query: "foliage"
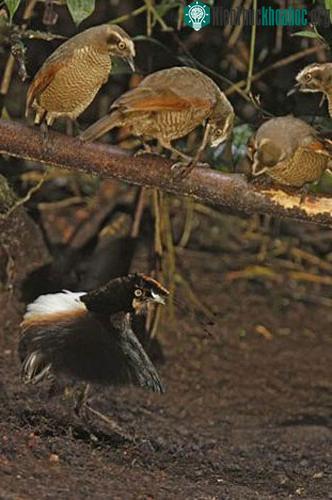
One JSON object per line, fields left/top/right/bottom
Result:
{"left": 66, "top": 0, "right": 96, "bottom": 25}
{"left": 325, "top": 0, "right": 332, "bottom": 21}
{"left": 4, "top": 0, "right": 20, "bottom": 23}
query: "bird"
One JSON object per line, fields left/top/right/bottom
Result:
{"left": 288, "top": 63, "right": 332, "bottom": 118}
{"left": 18, "top": 274, "right": 169, "bottom": 433}
{"left": 247, "top": 116, "right": 332, "bottom": 188}
{"left": 80, "top": 66, "right": 235, "bottom": 175}
{"left": 26, "top": 24, "right": 135, "bottom": 127}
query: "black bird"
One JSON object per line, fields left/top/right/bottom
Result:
{"left": 18, "top": 274, "right": 169, "bottom": 433}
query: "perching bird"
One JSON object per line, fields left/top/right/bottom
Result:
{"left": 80, "top": 66, "right": 234, "bottom": 174}
{"left": 289, "top": 63, "right": 332, "bottom": 118}
{"left": 18, "top": 274, "right": 169, "bottom": 428}
{"left": 26, "top": 24, "right": 135, "bottom": 127}
{"left": 247, "top": 116, "right": 332, "bottom": 188}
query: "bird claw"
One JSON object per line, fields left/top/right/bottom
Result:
{"left": 134, "top": 144, "right": 153, "bottom": 156}
{"left": 171, "top": 160, "right": 209, "bottom": 179}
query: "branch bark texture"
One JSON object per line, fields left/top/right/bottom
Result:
{"left": 1, "top": 119, "right": 332, "bottom": 227}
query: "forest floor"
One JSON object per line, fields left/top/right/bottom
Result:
{"left": 0, "top": 249, "right": 331, "bottom": 500}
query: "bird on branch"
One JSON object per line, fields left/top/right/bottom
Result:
{"left": 80, "top": 66, "right": 235, "bottom": 177}
{"left": 288, "top": 62, "right": 332, "bottom": 118}
{"left": 26, "top": 24, "right": 135, "bottom": 129}
{"left": 247, "top": 116, "right": 332, "bottom": 189}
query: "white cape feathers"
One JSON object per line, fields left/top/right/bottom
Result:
{"left": 21, "top": 291, "right": 86, "bottom": 384}
{"left": 24, "top": 290, "right": 87, "bottom": 321}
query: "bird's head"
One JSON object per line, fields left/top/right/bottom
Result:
{"left": 248, "top": 136, "right": 285, "bottom": 177}
{"left": 81, "top": 273, "right": 169, "bottom": 316}
{"left": 104, "top": 24, "right": 135, "bottom": 71}
{"left": 288, "top": 63, "right": 332, "bottom": 96}
{"left": 209, "top": 102, "right": 234, "bottom": 148}
{"left": 131, "top": 274, "right": 169, "bottom": 314}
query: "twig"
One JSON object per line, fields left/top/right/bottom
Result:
{"left": 178, "top": 198, "right": 194, "bottom": 248}
{"left": 108, "top": 5, "right": 147, "bottom": 25}
{"left": 288, "top": 271, "right": 332, "bottom": 286}
{"left": 0, "top": 0, "right": 38, "bottom": 95}
{"left": 245, "top": 0, "right": 257, "bottom": 93}
{"left": 1, "top": 168, "right": 47, "bottom": 219}
{"left": 228, "top": 0, "right": 252, "bottom": 48}
{"left": 131, "top": 187, "right": 146, "bottom": 238}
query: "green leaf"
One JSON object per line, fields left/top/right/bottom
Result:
{"left": 4, "top": 0, "right": 21, "bottom": 23}
{"left": 325, "top": 0, "right": 332, "bottom": 7}
{"left": 325, "top": 0, "right": 332, "bottom": 22}
{"left": 292, "top": 30, "right": 324, "bottom": 41}
{"left": 67, "top": 0, "right": 95, "bottom": 26}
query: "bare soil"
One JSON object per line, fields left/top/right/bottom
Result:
{"left": 0, "top": 251, "right": 331, "bottom": 500}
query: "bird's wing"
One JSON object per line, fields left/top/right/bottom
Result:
{"left": 111, "top": 67, "right": 218, "bottom": 113}
{"left": 112, "top": 85, "right": 213, "bottom": 113}
{"left": 303, "top": 139, "right": 332, "bottom": 157}
{"left": 26, "top": 56, "right": 73, "bottom": 113}
{"left": 111, "top": 315, "right": 164, "bottom": 393}
{"left": 26, "top": 38, "right": 86, "bottom": 113}
{"left": 19, "top": 311, "right": 164, "bottom": 393}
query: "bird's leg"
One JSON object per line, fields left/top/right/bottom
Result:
{"left": 169, "top": 147, "right": 193, "bottom": 162}
{"left": 66, "top": 118, "right": 81, "bottom": 137}
{"left": 74, "top": 383, "right": 90, "bottom": 417}
{"left": 170, "top": 124, "right": 211, "bottom": 179}
{"left": 299, "top": 183, "right": 311, "bottom": 204}
{"left": 40, "top": 121, "right": 49, "bottom": 145}
{"left": 159, "top": 139, "right": 192, "bottom": 162}
{"left": 134, "top": 141, "right": 153, "bottom": 156}
{"left": 84, "top": 404, "right": 134, "bottom": 442}
{"left": 47, "top": 377, "right": 63, "bottom": 400}
{"left": 74, "top": 383, "right": 134, "bottom": 441}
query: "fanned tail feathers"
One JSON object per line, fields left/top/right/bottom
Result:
{"left": 21, "top": 350, "right": 52, "bottom": 384}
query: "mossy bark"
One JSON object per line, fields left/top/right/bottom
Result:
{"left": 0, "top": 174, "right": 17, "bottom": 215}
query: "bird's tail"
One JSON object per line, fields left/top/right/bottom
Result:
{"left": 19, "top": 335, "right": 52, "bottom": 385}
{"left": 79, "top": 110, "right": 123, "bottom": 143}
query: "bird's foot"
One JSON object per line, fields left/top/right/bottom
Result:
{"left": 73, "top": 383, "right": 89, "bottom": 417}
{"left": 299, "top": 184, "right": 311, "bottom": 204}
{"left": 134, "top": 144, "right": 154, "bottom": 156}
{"left": 171, "top": 160, "right": 209, "bottom": 179}
{"left": 85, "top": 404, "right": 135, "bottom": 442}
{"left": 39, "top": 122, "right": 53, "bottom": 154}
{"left": 40, "top": 122, "right": 49, "bottom": 144}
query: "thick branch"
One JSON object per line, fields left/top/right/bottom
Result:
{"left": 0, "top": 119, "right": 332, "bottom": 226}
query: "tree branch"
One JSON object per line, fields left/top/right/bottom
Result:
{"left": 0, "top": 119, "right": 332, "bottom": 227}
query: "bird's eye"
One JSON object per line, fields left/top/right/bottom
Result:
{"left": 134, "top": 289, "right": 143, "bottom": 297}
{"left": 118, "top": 41, "right": 126, "bottom": 50}
{"left": 305, "top": 73, "right": 312, "bottom": 82}
{"left": 216, "top": 128, "right": 223, "bottom": 135}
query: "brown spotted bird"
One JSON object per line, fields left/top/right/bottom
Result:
{"left": 289, "top": 63, "right": 332, "bottom": 118}
{"left": 26, "top": 24, "right": 135, "bottom": 127}
{"left": 248, "top": 116, "right": 332, "bottom": 188}
{"left": 80, "top": 66, "right": 234, "bottom": 174}
{"left": 18, "top": 274, "right": 168, "bottom": 425}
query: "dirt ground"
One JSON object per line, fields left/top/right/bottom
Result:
{"left": 0, "top": 249, "right": 331, "bottom": 500}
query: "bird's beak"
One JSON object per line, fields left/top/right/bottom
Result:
{"left": 151, "top": 290, "right": 166, "bottom": 305}
{"left": 287, "top": 83, "right": 300, "bottom": 96}
{"left": 126, "top": 56, "right": 135, "bottom": 72}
